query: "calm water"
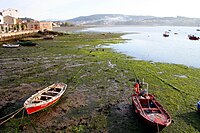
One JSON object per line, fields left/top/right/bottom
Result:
{"left": 82, "top": 26, "right": 200, "bottom": 68}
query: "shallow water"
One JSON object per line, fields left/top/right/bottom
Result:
{"left": 82, "top": 26, "right": 200, "bottom": 68}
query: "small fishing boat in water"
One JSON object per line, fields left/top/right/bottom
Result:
{"left": 132, "top": 82, "right": 171, "bottom": 132}
{"left": 163, "top": 32, "right": 169, "bottom": 37}
{"left": 2, "top": 43, "right": 20, "bottom": 48}
{"left": 188, "top": 35, "right": 199, "bottom": 40}
{"left": 24, "top": 83, "right": 67, "bottom": 114}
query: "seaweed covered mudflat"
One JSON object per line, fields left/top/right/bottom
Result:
{"left": 0, "top": 33, "right": 200, "bottom": 133}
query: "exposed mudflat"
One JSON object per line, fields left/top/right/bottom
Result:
{"left": 0, "top": 33, "right": 200, "bottom": 133}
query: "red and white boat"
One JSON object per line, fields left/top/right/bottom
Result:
{"left": 2, "top": 43, "right": 20, "bottom": 48}
{"left": 132, "top": 82, "right": 171, "bottom": 132}
{"left": 24, "top": 83, "right": 67, "bottom": 114}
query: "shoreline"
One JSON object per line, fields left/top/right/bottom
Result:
{"left": 53, "top": 25, "right": 95, "bottom": 32}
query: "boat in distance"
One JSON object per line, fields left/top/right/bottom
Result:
{"left": 188, "top": 35, "right": 199, "bottom": 40}
{"left": 163, "top": 31, "right": 169, "bottom": 37}
{"left": 2, "top": 43, "right": 20, "bottom": 48}
{"left": 24, "top": 83, "right": 67, "bottom": 114}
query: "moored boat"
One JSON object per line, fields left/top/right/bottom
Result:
{"left": 17, "top": 40, "right": 38, "bottom": 46}
{"left": 188, "top": 35, "right": 199, "bottom": 40}
{"left": 132, "top": 82, "right": 171, "bottom": 132}
{"left": 24, "top": 83, "right": 67, "bottom": 114}
{"left": 2, "top": 43, "right": 20, "bottom": 48}
{"left": 163, "top": 32, "right": 169, "bottom": 37}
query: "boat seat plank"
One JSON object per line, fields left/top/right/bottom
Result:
{"left": 47, "top": 91, "right": 59, "bottom": 94}
{"left": 41, "top": 95, "right": 53, "bottom": 98}
{"left": 32, "top": 100, "right": 44, "bottom": 103}
{"left": 143, "top": 108, "right": 159, "bottom": 111}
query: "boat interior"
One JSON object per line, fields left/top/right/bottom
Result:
{"left": 139, "top": 98, "right": 161, "bottom": 114}
{"left": 31, "top": 87, "right": 62, "bottom": 103}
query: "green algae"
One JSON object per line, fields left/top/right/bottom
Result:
{"left": 0, "top": 32, "right": 200, "bottom": 133}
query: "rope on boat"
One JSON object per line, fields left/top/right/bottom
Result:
{"left": 0, "top": 106, "right": 24, "bottom": 125}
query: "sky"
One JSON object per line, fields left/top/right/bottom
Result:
{"left": 1, "top": 0, "right": 200, "bottom": 20}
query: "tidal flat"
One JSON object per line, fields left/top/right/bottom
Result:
{"left": 0, "top": 32, "right": 200, "bottom": 133}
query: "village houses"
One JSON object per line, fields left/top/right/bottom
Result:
{"left": 0, "top": 8, "right": 53, "bottom": 33}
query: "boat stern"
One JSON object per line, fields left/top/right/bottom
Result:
{"left": 197, "top": 101, "right": 200, "bottom": 112}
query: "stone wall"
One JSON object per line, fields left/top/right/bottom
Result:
{"left": 0, "top": 30, "right": 38, "bottom": 42}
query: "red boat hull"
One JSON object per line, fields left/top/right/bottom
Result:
{"left": 136, "top": 112, "right": 170, "bottom": 131}
{"left": 132, "top": 94, "right": 171, "bottom": 132}
{"left": 26, "top": 96, "right": 60, "bottom": 114}
{"left": 24, "top": 83, "right": 67, "bottom": 115}
{"left": 188, "top": 35, "right": 199, "bottom": 40}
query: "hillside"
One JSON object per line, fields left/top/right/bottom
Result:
{"left": 66, "top": 14, "right": 200, "bottom": 26}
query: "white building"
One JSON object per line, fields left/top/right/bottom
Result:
{"left": 0, "top": 12, "right": 3, "bottom": 24}
{"left": 2, "top": 8, "right": 19, "bottom": 18}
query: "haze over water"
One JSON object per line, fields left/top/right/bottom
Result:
{"left": 83, "top": 26, "right": 200, "bottom": 68}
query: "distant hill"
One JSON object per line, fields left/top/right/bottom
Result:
{"left": 66, "top": 14, "right": 200, "bottom": 26}
{"left": 41, "top": 18, "right": 64, "bottom": 22}
{"left": 19, "top": 17, "right": 34, "bottom": 22}
{"left": 67, "top": 14, "right": 154, "bottom": 25}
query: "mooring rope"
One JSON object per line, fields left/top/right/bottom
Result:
{"left": 20, "top": 107, "right": 25, "bottom": 124}
{"left": 0, "top": 106, "right": 24, "bottom": 125}
{"left": 156, "top": 122, "right": 160, "bottom": 133}
{"left": 27, "top": 114, "right": 39, "bottom": 133}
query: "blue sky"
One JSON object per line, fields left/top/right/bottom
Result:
{"left": 1, "top": 0, "right": 200, "bottom": 20}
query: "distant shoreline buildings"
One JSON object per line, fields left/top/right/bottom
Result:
{"left": 0, "top": 8, "right": 53, "bottom": 34}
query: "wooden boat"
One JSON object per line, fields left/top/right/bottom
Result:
{"left": 188, "top": 35, "right": 199, "bottom": 40}
{"left": 163, "top": 32, "right": 169, "bottom": 37}
{"left": 2, "top": 43, "right": 20, "bottom": 48}
{"left": 17, "top": 40, "right": 38, "bottom": 46}
{"left": 24, "top": 83, "right": 67, "bottom": 114}
{"left": 132, "top": 82, "right": 171, "bottom": 132}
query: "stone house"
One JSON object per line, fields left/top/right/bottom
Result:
{"left": 39, "top": 22, "right": 53, "bottom": 31}
{"left": 26, "top": 22, "right": 40, "bottom": 31}
{"left": 26, "top": 21, "right": 53, "bottom": 31}
{"left": 3, "top": 16, "right": 17, "bottom": 25}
